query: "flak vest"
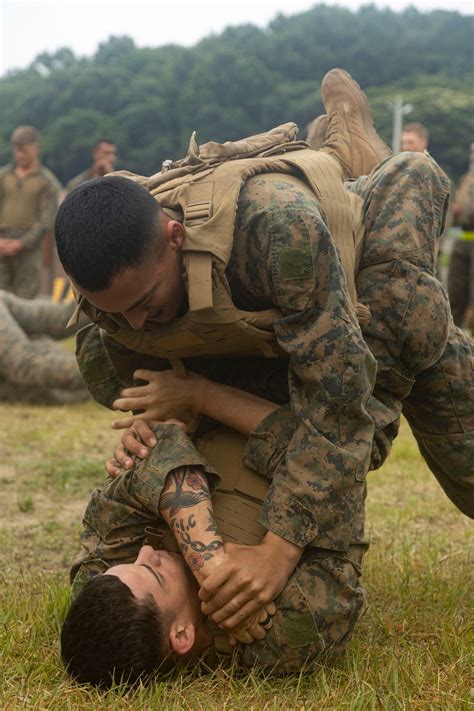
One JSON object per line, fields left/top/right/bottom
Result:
{"left": 71, "top": 124, "right": 369, "bottom": 372}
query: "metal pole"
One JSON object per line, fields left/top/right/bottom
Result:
{"left": 387, "top": 96, "right": 413, "bottom": 153}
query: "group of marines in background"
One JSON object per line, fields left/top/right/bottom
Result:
{"left": 0, "top": 119, "right": 472, "bottom": 408}
{"left": 0, "top": 129, "right": 117, "bottom": 401}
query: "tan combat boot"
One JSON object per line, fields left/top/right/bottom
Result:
{"left": 320, "top": 68, "right": 391, "bottom": 179}
{"left": 306, "top": 114, "right": 328, "bottom": 150}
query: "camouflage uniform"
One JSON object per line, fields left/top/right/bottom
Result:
{"left": 348, "top": 153, "right": 473, "bottom": 517}
{"left": 0, "top": 163, "right": 61, "bottom": 298}
{"left": 0, "top": 291, "right": 88, "bottom": 404}
{"left": 71, "top": 422, "right": 367, "bottom": 672}
{"left": 71, "top": 151, "right": 473, "bottom": 670}
{"left": 65, "top": 167, "right": 96, "bottom": 193}
{"left": 80, "top": 151, "right": 473, "bottom": 517}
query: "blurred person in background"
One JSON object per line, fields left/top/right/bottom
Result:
{"left": 0, "top": 126, "right": 61, "bottom": 298}
{"left": 400, "top": 122, "right": 429, "bottom": 153}
{"left": 0, "top": 290, "right": 89, "bottom": 404}
{"left": 66, "top": 139, "right": 117, "bottom": 192}
{"left": 448, "top": 143, "right": 474, "bottom": 330}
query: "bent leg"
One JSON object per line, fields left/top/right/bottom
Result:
{"left": 0, "top": 290, "right": 78, "bottom": 339}
{"left": 349, "top": 151, "right": 450, "bottom": 271}
{"left": 402, "top": 323, "right": 474, "bottom": 518}
{"left": 349, "top": 153, "right": 459, "bottom": 476}
{"left": 0, "top": 296, "right": 85, "bottom": 391}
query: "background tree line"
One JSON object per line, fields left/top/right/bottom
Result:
{"left": 1, "top": 4, "right": 472, "bottom": 184}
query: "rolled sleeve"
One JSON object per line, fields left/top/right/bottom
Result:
{"left": 129, "top": 423, "right": 220, "bottom": 510}
{"left": 243, "top": 405, "right": 297, "bottom": 477}
{"left": 71, "top": 423, "right": 219, "bottom": 589}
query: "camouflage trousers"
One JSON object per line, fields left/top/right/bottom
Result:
{"left": 0, "top": 291, "right": 88, "bottom": 404}
{"left": 348, "top": 152, "right": 473, "bottom": 517}
{"left": 0, "top": 242, "right": 42, "bottom": 299}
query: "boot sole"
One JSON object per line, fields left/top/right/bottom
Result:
{"left": 322, "top": 69, "right": 391, "bottom": 159}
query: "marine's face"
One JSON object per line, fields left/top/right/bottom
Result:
{"left": 400, "top": 131, "right": 427, "bottom": 153}
{"left": 104, "top": 545, "right": 200, "bottom": 617}
{"left": 75, "top": 216, "right": 187, "bottom": 329}
{"left": 93, "top": 142, "right": 117, "bottom": 175}
{"left": 13, "top": 142, "right": 39, "bottom": 169}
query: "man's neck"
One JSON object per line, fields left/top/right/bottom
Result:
{"left": 15, "top": 161, "right": 40, "bottom": 178}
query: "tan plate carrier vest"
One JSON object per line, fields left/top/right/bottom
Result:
{"left": 72, "top": 123, "right": 368, "bottom": 371}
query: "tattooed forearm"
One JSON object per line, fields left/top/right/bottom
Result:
{"left": 159, "top": 466, "right": 210, "bottom": 517}
{"left": 159, "top": 464, "right": 225, "bottom": 581}
{"left": 206, "top": 507, "right": 218, "bottom": 533}
{"left": 169, "top": 514, "right": 223, "bottom": 563}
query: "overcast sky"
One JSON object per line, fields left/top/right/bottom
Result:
{"left": 1, "top": 0, "right": 472, "bottom": 76}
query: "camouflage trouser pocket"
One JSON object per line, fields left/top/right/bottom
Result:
{"left": 238, "top": 549, "right": 367, "bottom": 673}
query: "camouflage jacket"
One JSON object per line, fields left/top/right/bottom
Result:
{"left": 206, "top": 173, "right": 375, "bottom": 550}
{"left": 80, "top": 173, "right": 376, "bottom": 552}
{"left": 65, "top": 167, "right": 96, "bottom": 193}
{"left": 0, "top": 162, "right": 61, "bottom": 250}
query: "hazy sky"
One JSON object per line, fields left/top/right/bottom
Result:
{"left": 1, "top": 0, "right": 472, "bottom": 76}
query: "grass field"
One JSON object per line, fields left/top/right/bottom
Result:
{"left": 0, "top": 400, "right": 472, "bottom": 710}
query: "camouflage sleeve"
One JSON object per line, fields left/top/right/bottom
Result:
{"left": 19, "top": 168, "right": 60, "bottom": 250}
{"left": 232, "top": 177, "right": 376, "bottom": 551}
{"left": 70, "top": 423, "right": 219, "bottom": 593}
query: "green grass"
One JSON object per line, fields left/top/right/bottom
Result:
{"left": 0, "top": 402, "right": 472, "bottom": 709}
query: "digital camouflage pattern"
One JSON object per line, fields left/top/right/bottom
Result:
{"left": 72, "top": 150, "right": 473, "bottom": 672}
{"left": 71, "top": 422, "right": 368, "bottom": 672}
{"left": 78, "top": 153, "right": 473, "bottom": 522}
{"left": 0, "top": 163, "right": 61, "bottom": 298}
{"left": 349, "top": 152, "right": 473, "bottom": 517}
{"left": 0, "top": 291, "right": 89, "bottom": 404}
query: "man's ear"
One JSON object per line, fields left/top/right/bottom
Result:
{"left": 169, "top": 622, "right": 196, "bottom": 657}
{"left": 165, "top": 219, "right": 185, "bottom": 252}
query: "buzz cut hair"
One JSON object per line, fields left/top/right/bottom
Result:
{"left": 403, "top": 122, "right": 429, "bottom": 142}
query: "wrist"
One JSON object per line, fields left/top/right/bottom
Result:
{"left": 263, "top": 531, "right": 303, "bottom": 566}
{"left": 195, "top": 548, "right": 226, "bottom": 584}
{"left": 192, "top": 373, "right": 213, "bottom": 417}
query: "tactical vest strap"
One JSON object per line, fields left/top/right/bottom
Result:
{"left": 185, "top": 252, "right": 213, "bottom": 311}
{"left": 185, "top": 181, "right": 214, "bottom": 225}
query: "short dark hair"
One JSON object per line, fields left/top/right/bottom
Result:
{"left": 403, "top": 122, "right": 429, "bottom": 142}
{"left": 93, "top": 138, "right": 116, "bottom": 150}
{"left": 61, "top": 574, "right": 171, "bottom": 687}
{"left": 11, "top": 125, "right": 38, "bottom": 146}
{"left": 55, "top": 176, "right": 162, "bottom": 291}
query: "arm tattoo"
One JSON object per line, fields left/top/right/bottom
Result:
{"left": 206, "top": 507, "right": 218, "bottom": 533}
{"left": 169, "top": 513, "right": 224, "bottom": 570}
{"left": 160, "top": 465, "right": 224, "bottom": 575}
{"left": 159, "top": 466, "right": 210, "bottom": 518}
